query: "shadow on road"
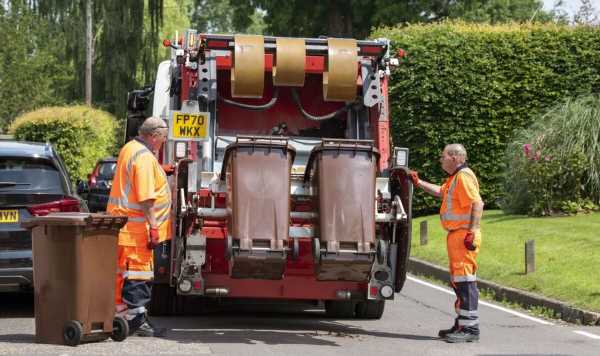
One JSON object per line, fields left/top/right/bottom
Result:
{"left": 0, "top": 334, "right": 34, "bottom": 343}
{"left": 154, "top": 307, "right": 439, "bottom": 346}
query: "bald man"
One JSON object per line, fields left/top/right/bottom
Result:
{"left": 410, "top": 144, "right": 484, "bottom": 343}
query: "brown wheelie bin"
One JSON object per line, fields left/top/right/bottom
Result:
{"left": 304, "top": 139, "right": 379, "bottom": 281}
{"left": 22, "top": 213, "right": 128, "bottom": 346}
{"left": 221, "top": 136, "right": 295, "bottom": 279}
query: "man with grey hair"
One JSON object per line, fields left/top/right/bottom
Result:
{"left": 409, "top": 144, "right": 484, "bottom": 343}
{"left": 108, "top": 116, "right": 172, "bottom": 337}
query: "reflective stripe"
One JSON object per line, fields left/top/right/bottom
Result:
{"left": 127, "top": 306, "right": 147, "bottom": 315}
{"left": 441, "top": 212, "right": 472, "bottom": 222}
{"left": 458, "top": 318, "right": 479, "bottom": 327}
{"left": 128, "top": 216, "right": 146, "bottom": 223}
{"left": 108, "top": 196, "right": 143, "bottom": 211}
{"left": 452, "top": 275, "right": 477, "bottom": 282}
{"left": 122, "top": 270, "right": 154, "bottom": 280}
{"left": 458, "top": 309, "right": 478, "bottom": 317}
{"left": 446, "top": 177, "right": 459, "bottom": 212}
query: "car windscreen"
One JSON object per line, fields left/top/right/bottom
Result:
{"left": 0, "top": 157, "right": 65, "bottom": 194}
{"left": 97, "top": 161, "right": 116, "bottom": 179}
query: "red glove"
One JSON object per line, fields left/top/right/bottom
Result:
{"left": 464, "top": 231, "right": 477, "bottom": 251}
{"left": 147, "top": 227, "right": 159, "bottom": 250}
{"left": 161, "top": 163, "right": 175, "bottom": 176}
{"left": 408, "top": 170, "right": 420, "bottom": 186}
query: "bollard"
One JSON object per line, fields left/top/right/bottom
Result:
{"left": 525, "top": 240, "right": 535, "bottom": 274}
{"left": 420, "top": 220, "right": 428, "bottom": 246}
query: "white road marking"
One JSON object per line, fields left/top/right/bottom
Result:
{"left": 407, "top": 275, "right": 554, "bottom": 325}
{"left": 573, "top": 331, "right": 600, "bottom": 340}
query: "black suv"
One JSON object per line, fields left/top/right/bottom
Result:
{"left": 0, "top": 140, "right": 87, "bottom": 291}
{"left": 81, "top": 157, "right": 117, "bottom": 212}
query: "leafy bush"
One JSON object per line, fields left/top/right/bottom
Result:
{"left": 8, "top": 106, "right": 117, "bottom": 181}
{"left": 503, "top": 95, "right": 600, "bottom": 216}
{"left": 371, "top": 22, "right": 600, "bottom": 215}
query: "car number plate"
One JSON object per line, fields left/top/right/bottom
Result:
{"left": 0, "top": 209, "right": 19, "bottom": 223}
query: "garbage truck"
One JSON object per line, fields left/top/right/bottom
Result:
{"left": 126, "top": 30, "right": 413, "bottom": 319}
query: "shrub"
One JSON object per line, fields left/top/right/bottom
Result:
{"left": 371, "top": 22, "right": 600, "bottom": 215}
{"left": 8, "top": 106, "right": 117, "bottom": 181}
{"left": 503, "top": 95, "right": 600, "bottom": 215}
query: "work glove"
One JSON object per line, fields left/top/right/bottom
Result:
{"left": 464, "top": 231, "right": 477, "bottom": 251}
{"left": 408, "top": 170, "right": 420, "bottom": 186}
{"left": 147, "top": 227, "right": 159, "bottom": 250}
{"left": 161, "top": 163, "right": 175, "bottom": 176}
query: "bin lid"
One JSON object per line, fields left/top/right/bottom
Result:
{"left": 21, "top": 212, "right": 127, "bottom": 230}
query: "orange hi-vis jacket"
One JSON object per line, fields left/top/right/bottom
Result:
{"left": 107, "top": 139, "right": 172, "bottom": 247}
{"left": 440, "top": 167, "right": 481, "bottom": 232}
{"left": 440, "top": 166, "right": 482, "bottom": 283}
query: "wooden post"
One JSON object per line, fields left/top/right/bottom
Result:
{"left": 525, "top": 240, "right": 535, "bottom": 274}
{"left": 419, "top": 220, "right": 428, "bottom": 246}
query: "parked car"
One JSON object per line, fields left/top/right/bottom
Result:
{"left": 0, "top": 140, "right": 87, "bottom": 291}
{"left": 82, "top": 157, "right": 117, "bottom": 213}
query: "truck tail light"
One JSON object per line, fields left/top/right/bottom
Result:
{"left": 27, "top": 198, "right": 81, "bottom": 216}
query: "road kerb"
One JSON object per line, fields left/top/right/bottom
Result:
{"left": 407, "top": 257, "right": 600, "bottom": 326}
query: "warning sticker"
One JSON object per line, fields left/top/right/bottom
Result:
{"left": 169, "top": 111, "right": 210, "bottom": 141}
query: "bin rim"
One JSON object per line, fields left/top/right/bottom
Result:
{"left": 303, "top": 139, "right": 380, "bottom": 183}
{"left": 220, "top": 135, "right": 296, "bottom": 181}
{"left": 21, "top": 212, "right": 128, "bottom": 229}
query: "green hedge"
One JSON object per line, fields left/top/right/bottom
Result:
{"left": 9, "top": 106, "right": 117, "bottom": 181}
{"left": 372, "top": 22, "right": 600, "bottom": 214}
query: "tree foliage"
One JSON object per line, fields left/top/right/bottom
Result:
{"left": 0, "top": 2, "right": 72, "bottom": 131}
{"left": 372, "top": 22, "right": 600, "bottom": 214}
{"left": 33, "top": 0, "right": 164, "bottom": 117}
{"left": 226, "top": 0, "right": 557, "bottom": 38}
{"left": 9, "top": 106, "right": 117, "bottom": 181}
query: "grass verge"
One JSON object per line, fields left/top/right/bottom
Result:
{"left": 411, "top": 210, "right": 600, "bottom": 313}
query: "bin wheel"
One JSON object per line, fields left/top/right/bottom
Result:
{"left": 312, "top": 238, "right": 321, "bottom": 264}
{"left": 292, "top": 238, "right": 299, "bottom": 261}
{"left": 63, "top": 320, "right": 83, "bottom": 346}
{"left": 110, "top": 316, "right": 129, "bottom": 342}
{"left": 376, "top": 239, "right": 387, "bottom": 265}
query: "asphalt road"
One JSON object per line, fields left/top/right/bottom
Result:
{"left": 0, "top": 276, "right": 599, "bottom": 355}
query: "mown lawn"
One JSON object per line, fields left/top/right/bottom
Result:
{"left": 411, "top": 210, "right": 600, "bottom": 312}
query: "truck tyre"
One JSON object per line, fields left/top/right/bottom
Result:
{"left": 355, "top": 300, "right": 385, "bottom": 319}
{"left": 325, "top": 300, "right": 355, "bottom": 318}
{"left": 149, "top": 284, "right": 175, "bottom": 316}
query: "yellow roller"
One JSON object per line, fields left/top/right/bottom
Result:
{"left": 273, "top": 37, "right": 306, "bottom": 86}
{"left": 323, "top": 38, "right": 358, "bottom": 102}
{"left": 231, "top": 35, "right": 265, "bottom": 98}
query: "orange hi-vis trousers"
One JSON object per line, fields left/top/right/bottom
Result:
{"left": 115, "top": 245, "right": 154, "bottom": 322}
{"left": 447, "top": 229, "right": 481, "bottom": 333}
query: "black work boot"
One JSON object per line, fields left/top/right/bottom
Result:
{"left": 438, "top": 325, "right": 458, "bottom": 338}
{"left": 132, "top": 319, "right": 167, "bottom": 337}
{"left": 445, "top": 330, "right": 480, "bottom": 343}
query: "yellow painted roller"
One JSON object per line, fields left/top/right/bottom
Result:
{"left": 323, "top": 38, "right": 358, "bottom": 102}
{"left": 273, "top": 37, "right": 305, "bottom": 87}
{"left": 231, "top": 35, "right": 265, "bottom": 98}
